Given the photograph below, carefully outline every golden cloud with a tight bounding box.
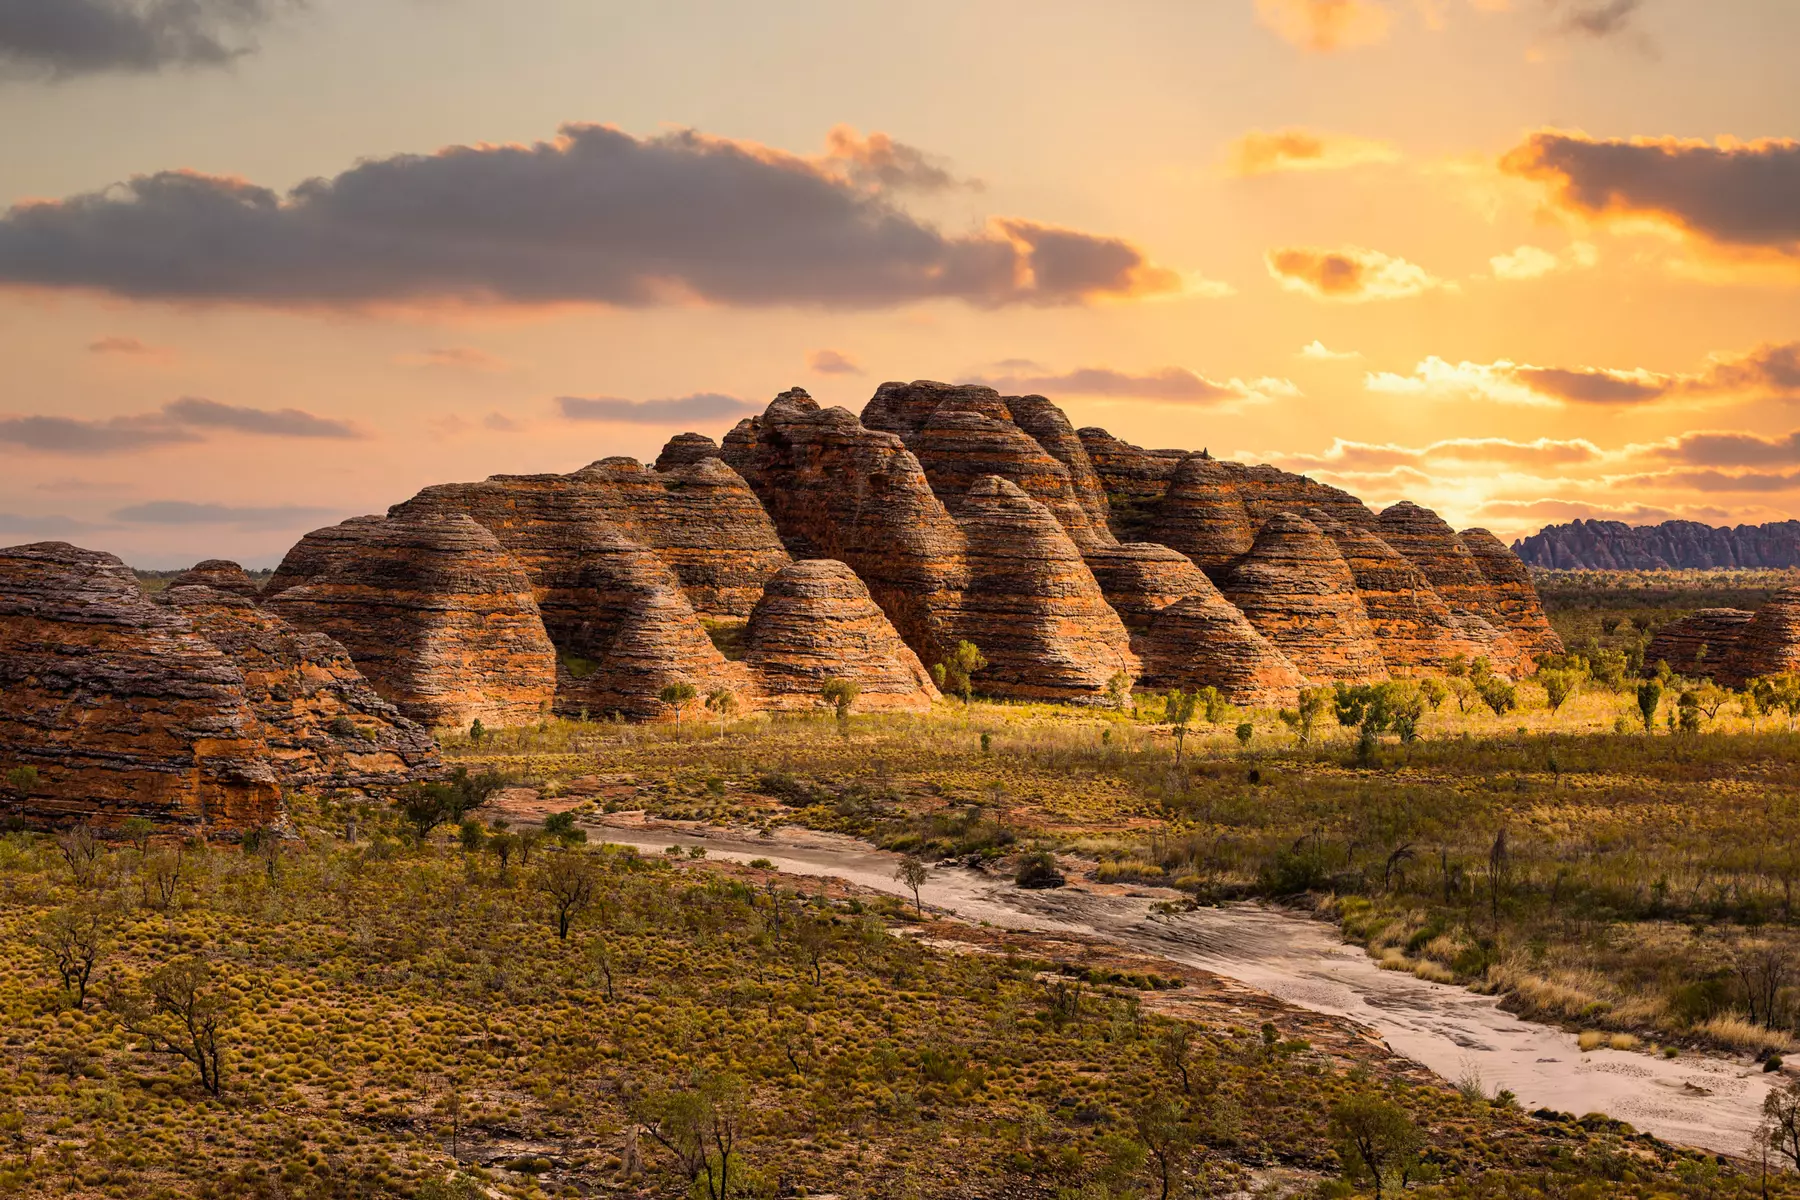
[1224,128,1401,176]
[1266,245,1443,301]
[1254,0,1392,51]
[1368,342,1800,407]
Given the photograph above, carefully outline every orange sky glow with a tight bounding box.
[1,0,1797,565]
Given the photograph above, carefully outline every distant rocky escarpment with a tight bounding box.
[5,380,1574,830]
[1515,519,1800,570]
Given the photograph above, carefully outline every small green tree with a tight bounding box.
[820,678,860,735]
[36,904,107,1010]
[4,765,38,793]
[1235,721,1253,748]
[932,640,988,706]
[468,718,485,744]
[1278,686,1335,745]
[120,815,155,857]
[1162,690,1199,765]
[1132,1096,1194,1200]
[1330,1093,1423,1198]
[704,687,739,738]
[1418,676,1448,711]
[110,957,229,1096]
[1477,675,1517,718]
[1104,670,1133,710]
[536,849,598,941]
[1763,1076,1800,1170]
[457,819,486,854]
[1539,669,1579,715]
[659,681,698,729]
[1197,685,1229,726]
[543,810,587,847]
[1637,678,1664,733]
[632,1070,748,1200]
[894,855,929,917]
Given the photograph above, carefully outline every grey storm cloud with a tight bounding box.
[1512,366,1666,405]
[557,393,760,425]
[1503,131,1800,252]
[0,0,291,78]
[0,511,104,534]
[0,124,1178,310]
[0,397,360,454]
[110,500,338,528]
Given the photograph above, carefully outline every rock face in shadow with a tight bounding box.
[157,580,440,792]
[1645,609,1756,682]
[956,477,1137,702]
[1375,502,1529,676]
[1460,528,1564,659]
[1221,514,1388,684]
[743,559,940,712]
[1077,428,1187,541]
[265,515,388,596]
[1726,588,1800,685]
[265,514,558,730]
[1086,543,1303,705]
[0,542,281,831]
[722,388,970,664]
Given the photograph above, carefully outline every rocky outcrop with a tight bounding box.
[955,477,1137,702]
[1644,609,1755,681]
[1515,519,1800,570]
[1308,510,1467,674]
[1006,395,1114,533]
[1726,588,1800,684]
[1086,543,1302,705]
[158,579,439,792]
[0,542,280,831]
[743,560,939,711]
[1150,456,1257,575]
[265,515,387,596]
[722,388,969,663]
[654,432,722,470]
[1375,502,1528,675]
[1221,514,1388,685]
[863,382,1111,550]
[169,559,263,598]
[1460,528,1564,659]
[1077,428,1186,541]
[266,514,558,730]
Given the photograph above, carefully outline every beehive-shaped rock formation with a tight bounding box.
[265,515,387,596]
[1645,609,1755,681]
[956,477,1137,702]
[1727,588,1800,684]
[0,542,280,830]
[1221,514,1388,684]
[744,560,940,711]
[1150,455,1258,575]
[722,389,969,663]
[654,432,722,470]
[1376,502,1528,675]
[266,514,558,729]
[1307,510,1468,674]
[170,559,263,598]
[1006,395,1114,531]
[864,382,1112,550]
[158,578,440,791]
[1460,528,1564,659]
[1077,428,1187,541]
[1085,544,1302,705]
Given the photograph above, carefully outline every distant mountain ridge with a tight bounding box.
[1514,519,1800,570]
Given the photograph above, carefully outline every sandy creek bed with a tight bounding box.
[578,815,1775,1157]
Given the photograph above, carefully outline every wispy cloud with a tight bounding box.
[1254,0,1393,52]
[1299,340,1361,361]
[109,500,340,529]
[87,334,170,359]
[807,349,862,376]
[960,365,1299,405]
[1488,241,1598,280]
[0,397,363,454]
[1225,128,1401,176]
[557,393,760,425]
[1367,342,1800,407]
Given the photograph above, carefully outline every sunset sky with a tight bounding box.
[3,0,1799,566]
